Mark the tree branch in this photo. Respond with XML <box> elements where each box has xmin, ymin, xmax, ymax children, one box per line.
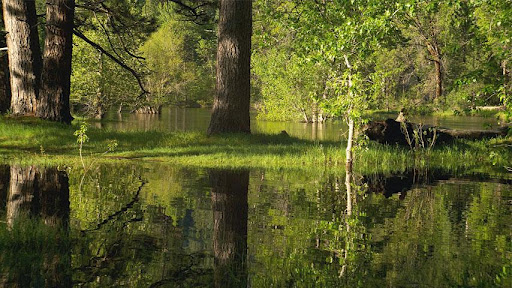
<box><xmin>73</xmin><ymin>29</ymin><xmax>149</xmax><ymax>98</ymax></box>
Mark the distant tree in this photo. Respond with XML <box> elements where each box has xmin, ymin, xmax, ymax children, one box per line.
<box><xmin>2</xmin><ymin>0</ymin><xmax>42</xmax><ymax>116</ymax></box>
<box><xmin>71</xmin><ymin>29</ymin><xmax>140</xmax><ymax>118</ymax></box>
<box><xmin>473</xmin><ymin>0</ymin><xmax>512</xmax><ymax>116</ymax></box>
<box><xmin>207</xmin><ymin>0</ymin><xmax>252</xmax><ymax>135</ymax></box>
<box><xmin>37</xmin><ymin>0</ymin><xmax>75</xmax><ymax>123</ymax></box>
<box><xmin>140</xmin><ymin>17</ymin><xmax>215</xmax><ymax>108</ymax></box>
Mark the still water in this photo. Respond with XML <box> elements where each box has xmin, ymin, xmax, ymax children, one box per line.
<box><xmin>97</xmin><ymin>107</ymin><xmax>500</xmax><ymax>141</ymax></box>
<box><xmin>1</xmin><ymin>110</ymin><xmax>510</xmax><ymax>287</ymax></box>
<box><xmin>0</xmin><ymin>164</ymin><xmax>510</xmax><ymax>287</ymax></box>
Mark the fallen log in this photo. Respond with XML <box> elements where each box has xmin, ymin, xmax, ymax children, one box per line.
<box><xmin>363</xmin><ymin>119</ymin><xmax>508</xmax><ymax>146</ymax></box>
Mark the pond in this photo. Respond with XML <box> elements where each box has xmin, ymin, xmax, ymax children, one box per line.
<box><xmin>0</xmin><ymin>164</ymin><xmax>510</xmax><ymax>287</ymax></box>
<box><xmin>96</xmin><ymin>107</ymin><xmax>500</xmax><ymax>141</ymax></box>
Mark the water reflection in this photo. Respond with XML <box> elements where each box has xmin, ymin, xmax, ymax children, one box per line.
<box><xmin>364</xmin><ymin>168</ymin><xmax>512</xmax><ymax>199</ymax></box>
<box><xmin>0</xmin><ymin>163</ymin><xmax>510</xmax><ymax>286</ymax></box>
<box><xmin>209</xmin><ymin>169</ymin><xmax>249</xmax><ymax>288</ymax></box>
<box><xmin>0</xmin><ymin>166</ymin><xmax>71</xmax><ymax>287</ymax></box>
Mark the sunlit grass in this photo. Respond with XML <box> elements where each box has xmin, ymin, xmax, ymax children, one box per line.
<box><xmin>0</xmin><ymin>116</ymin><xmax>510</xmax><ymax>176</ymax></box>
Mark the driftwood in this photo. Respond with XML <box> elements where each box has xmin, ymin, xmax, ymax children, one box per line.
<box><xmin>364</xmin><ymin>119</ymin><xmax>508</xmax><ymax>146</ymax></box>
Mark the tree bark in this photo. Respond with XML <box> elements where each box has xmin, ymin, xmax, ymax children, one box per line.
<box><xmin>0</xmin><ymin>165</ymin><xmax>9</xmax><ymax>209</ymax></box>
<box><xmin>346</xmin><ymin>118</ymin><xmax>354</xmax><ymax>170</ymax></box>
<box><xmin>209</xmin><ymin>169</ymin><xmax>249</xmax><ymax>288</ymax></box>
<box><xmin>2</xmin><ymin>0</ymin><xmax>42</xmax><ymax>116</ymax></box>
<box><xmin>37</xmin><ymin>0</ymin><xmax>75</xmax><ymax>124</ymax></box>
<box><xmin>207</xmin><ymin>0</ymin><xmax>252</xmax><ymax>135</ymax></box>
<box><xmin>0</xmin><ymin>5</ymin><xmax>11</xmax><ymax>114</ymax></box>
<box><xmin>426</xmin><ymin>42</ymin><xmax>443</xmax><ymax>101</ymax></box>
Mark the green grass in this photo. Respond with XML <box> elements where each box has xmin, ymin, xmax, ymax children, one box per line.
<box><xmin>0</xmin><ymin>116</ymin><xmax>511</xmax><ymax>176</ymax></box>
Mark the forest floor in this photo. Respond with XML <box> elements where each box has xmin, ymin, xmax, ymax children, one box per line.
<box><xmin>0</xmin><ymin>117</ymin><xmax>511</xmax><ymax>176</ymax></box>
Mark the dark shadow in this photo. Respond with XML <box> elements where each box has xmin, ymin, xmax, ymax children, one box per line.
<box><xmin>363</xmin><ymin>168</ymin><xmax>512</xmax><ymax>199</ymax></box>
<box><xmin>209</xmin><ymin>169</ymin><xmax>249</xmax><ymax>288</ymax></box>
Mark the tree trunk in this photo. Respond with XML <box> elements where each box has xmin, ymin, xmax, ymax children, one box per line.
<box><xmin>0</xmin><ymin>5</ymin><xmax>11</xmax><ymax>114</ymax></box>
<box><xmin>37</xmin><ymin>0</ymin><xmax>75</xmax><ymax>124</ymax></box>
<box><xmin>209</xmin><ymin>169</ymin><xmax>248</xmax><ymax>288</ymax></box>
<box><xmin>0</xmin><ymin>165</ymin><xmax>9</xmax><ymax>209</ymax></box>
<box><xmin>346</xmin><ymin>118</ymin><xmax>354</xmax><ymax>170</ymax></box>
<box><xmin>0</xmin><ymin>51</ymin><xmax>10</xmax><ymax>113</ymax></box>
<box><xmin>344</xmin><ymin>55</ymin><xmax>355</xmax><ymax>171</ymax></box>
<box><xmin>207</xmin><ymin>0</ymin><xmax>252</xmax><ymax>135</ymax></box>
<box><xmin>503</xmin><ymin>60</ymin><xmax>509</xmax><ymax>108</ymax></box>
<box><xmin>94</xmin><ymin>51</ymin><xmax>105</xmax><ymax>119</ymax></box>
<box><xmin>2</xmin><ymin>0</ymin><xmax>42</xmax><ymax>115</ymax></box>
<box><xmin>426</xmin><ymin>42</ymin><xmax>442</xmax><ymax>101</ymax></box>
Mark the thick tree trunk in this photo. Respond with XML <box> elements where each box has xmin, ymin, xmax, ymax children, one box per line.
<box><xmin>37</xmin><ymin>0</ymin><xmax>75</xmax><ymax>124</ymax></box>
<box><xmin>0</xmin><ymin>5</ymin><xmax>11</xmax><ymax>113</ymax></box>
<box><xmin>2</xmin><ymin>0</ymin><xmax>42</xmax><ymax>115</ymax></box>
<box><xmin>207</xmin><ymin>0</ymin><xmax>252</xmax><ymax>135</ymax></box>
<box><xmin>0</xmin><ymin>52</ymin><xmax>10</xmax><ymax>113</ymax></box>
<box><xmin>209</xmin><ymin>169</ymin><xmax>249</xmax><ymax>288</ymax></box>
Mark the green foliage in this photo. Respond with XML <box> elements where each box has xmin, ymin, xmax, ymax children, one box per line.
<box><xmin>252</xmin><ymin>48</ymin><xmax>326</xmax><ymax>122</ymax></box>
<box><xmin>71</xmin><ymin>29</ymin><xmax>141</xmax><ymax>116</ymax></box>
<box><xmin>251</xmin><ymin>0</ymin><xmax>512</xmax><ymax>120</ymax></box>
<box><xmin>140</xmin><ymin>16</ymin><xmax>215</xmax><ymax>107</ymax></box>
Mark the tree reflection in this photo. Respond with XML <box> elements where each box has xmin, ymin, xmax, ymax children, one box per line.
<box><xmin>0</xmin><ymin>166</ymin><xmax>71</xmax><ymax>287</ymax></box>
<box><xmin>209</xmin><ymin>169</ymin><xmax>249</xmax><ymax>288</ymax></box>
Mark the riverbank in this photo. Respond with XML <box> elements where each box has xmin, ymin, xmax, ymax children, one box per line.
<box><xmin>0</xmin><ymin>117</ymin><xmax>510</xmax><ymax>176</ymax></box>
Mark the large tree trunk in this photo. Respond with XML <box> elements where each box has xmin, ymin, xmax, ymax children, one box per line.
<box><xmin>2</xmin><ymin>0</ymin><xmax>42</xmax><ymax>116</ymax></box>
<box><xmin>207</xmin><ymin>0</ymin><xmax>252</xmax><ymax>135</ymax></box>
<box><xmin>209</xmin><ymin>169</ymin><xmax>249</xmax><ymax>288</ymax></box>
<box><xmin>37</xmin><ymin>0</ymin><xmax>74</xmax><ymax>124</ymax></box>
<box><xmin>0</xmin><ymin>5</ymin><xmax>11</xmax><ymax>114</ymax></box>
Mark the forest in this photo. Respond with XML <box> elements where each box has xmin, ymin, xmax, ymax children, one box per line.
<box><xmin>0</xmin><ymin>0</ymin><xmax>511</xmax><ymax>287</ymax></box>
<box><xmin>0</xmin><ymin>0</ymin><xmax>511</xmax><ymax>124</ymax></box>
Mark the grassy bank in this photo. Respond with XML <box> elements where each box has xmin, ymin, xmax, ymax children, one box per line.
<box><xmin>0</xmin><ymin>117</ymin><xmax>510</xmax><ymax>175</ymax></box>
